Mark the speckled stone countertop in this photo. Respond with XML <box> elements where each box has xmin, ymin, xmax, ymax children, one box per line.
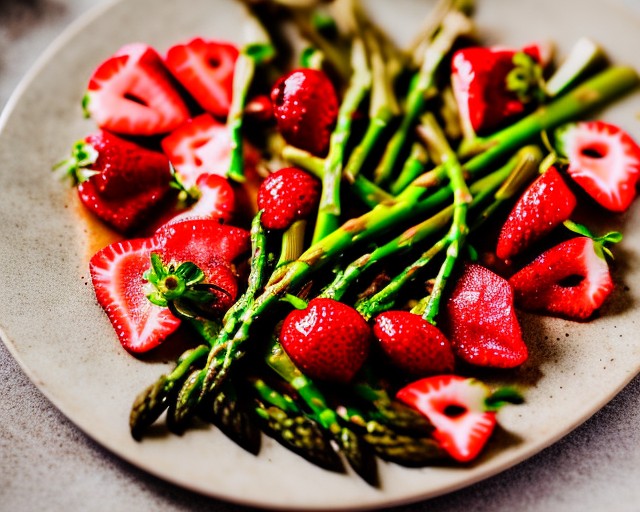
<box><xmin>2</xmin><ymin>1</ymin><xmax>640</xmax><ymax>511</ymax></box>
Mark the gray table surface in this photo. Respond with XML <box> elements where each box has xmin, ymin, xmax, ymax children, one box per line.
<box><xmin>2</xmin><ymin>1</ymin><xmax>640</xmax><ymax>511</ymax></box>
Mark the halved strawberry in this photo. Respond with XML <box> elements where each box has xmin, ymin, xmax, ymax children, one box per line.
<box><xmin>279</xmin><ymin>298</ymin><xmax>371</xmax><ymax>383</ymax></box>
<box><xmin>91</xmin><ymin>219</ymin><xmax>250</xmax><ymax>353</ymax></box>
<box><xmin>554</xmin><ymin>121</ymin><xmax>640</xmax><ymax>212</ymax></box>
<box><xmin>445</xmin><ymin>263</ymin><xmax>528</xmax><ymax>368</ymax></box>
<box><xmin>451</xmin><ymin>43</ymin><xmax>548</xmax><ymax>136</ymax></box>
<box><xmin>165</xmin><ymin>38</ymin><xmax>238</xmax><ymax>118</ymax></box>
<box><xmin>161</xmin><ymin>113</ymin><xmax>260</xmax><ymax>188</ymax></box>
<box><xmin>84</xmin><ymin>43</ymin><xmax>190</xmax><ymax>136</ymax></box>
<box><xmin>155</xmin><ymin>219</ymin><xmax>250</xmax><ymax>272</ymax></box>
<box><xmin>90</xmin><ymin>237</ymin><xmax>182</xmax><ymax>353</ymax></box>
<box><xmin>257</xmin><ymin>167</ymin><xmax>321</xmax><ymax>230</ymax></box>
<box><xmin>78</xmin><ymin>179</ymin><xmax>170</xmax><ymax>234</ymax></box>
<box><xmin>161</xmin><ymin>173</ymin><xmax>236</xmax><ymax>227</ymax></box>
<box><xmin>396</xmin><ymin>375</ymin><xmax>497</xmax><ymax>462</ymax></box>
<box><xmin>509</xmin><ymin>234</ymin><xmax>616</xmax><ymax>320</ymax></box>
<box><xmin>57</xmin><ymin>130</ymin><xmax>174</xmax><ymax>233</ymax></box>
<box><xmin>372</xmin><ymin>311</ymin><xmax>455</xmax><ymax>376</ymax></box>
<box><xmin>496</xmin><ymin>166</ymin><xmax>577</xmax><ymax>261</ymax></box>
<box><xmin>270</xmin><ymin>68</ymin><xmax>339</xmax><ymax>157</ymax></box>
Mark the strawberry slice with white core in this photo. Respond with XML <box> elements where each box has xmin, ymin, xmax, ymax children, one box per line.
<box><xmin>162</xmin><ymin>173</ymin><xmax>236</xmax><ymax>226</ymax></box>
<box><xmin>555</xmin><ymin>121</ymin><xmax>640</xmax><ymax>212</ymax></box>
<box><xmin>509</xmin><ymin>236</ymin><xmax>614</xmax><ymax>320</ymax></box>
<box><xmin>84</xmin><ymin>43</ymin><xmax>190</xmax><ymax>136</ymax></box>
<box><xmin>397</xmin><ymin>375</ymin><xmax>497</xmax><ymax>463</ymax></box>
<box><xmin>161</xmin><ymin>113</ymin><xmax>259</xmax><ymax>188</ymax></box>
<box><xmin>90</xmin><ymin>237</ymin><xmax>181</xmax><ymax>353</ymax></box>
<box><xmin>165</xmin><ymin>38</ymin><xmax>238</xmax><ymax>118</ymax></box>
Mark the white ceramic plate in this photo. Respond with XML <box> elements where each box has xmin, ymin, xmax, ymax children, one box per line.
<box><xmin>1</xmin><ymin>0</ymin><xmax>639</xmax><ymax>509</ymax></box>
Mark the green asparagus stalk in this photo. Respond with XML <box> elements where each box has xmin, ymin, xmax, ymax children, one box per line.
<box><xmin>389</xmin><ymin>141</ymin><xmax>430</xmax><ymax>196</ymax></box>
<box><xmin>358</xmin><ymin>145</ymin><xmax>541</xmax><ymax>320</ymax></box>
<box><xmin>227</xmin><ymin>42</ymin><xmax>276</xmax><ymax>182</ymax></box>
<box><xmin>312</xmin><ymin>36</ymin><xmax>372</xmax><ymax>242</ymax></box>
<box><xmin>282</xmin><ymin>145</ymin><xmax>396</xmax><ymax>208</ymax></box>
<box><xmin>266</xmin><ymin>337</ymin><xmax>379</xmax><ymax>486</ymax></box>
<box><xmin>342</xmin><ymin>21</ymin><xmax>401</xmax><ymax>183</ymax></box>
<box><xmin>129</xmin><ymin>345</ymin><xmax>209</xmax><ymax>440</ymax></box>
<box><xmin>415</xmin><ymin>114</ymin><xmax>471</xmax><ymax>323</ymax></box>
<box><xmin>253</xmin><ymin>378</ymin><xmax>346</xmax><ymax>472</ymax></box>
<box><xmin>373</xmin><ymin>11</ymin><xmax>474</xmax><ymax>185</ymax></box>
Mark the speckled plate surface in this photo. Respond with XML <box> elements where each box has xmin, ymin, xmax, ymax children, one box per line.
<box><xmin>0</xmin><ymin>0</ymin><xmax>639</xmax><ymax>509</ymax></box>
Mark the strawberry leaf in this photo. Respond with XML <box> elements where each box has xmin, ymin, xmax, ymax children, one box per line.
<box><xmin>485</xmin><ymin>386</ymin><xmax>524</xmax><ymax>411</ymax></box>
<box><xmin>563</xmin><ymin>220</ymin><xmax>595</xmax><ymax>238</ymax></box>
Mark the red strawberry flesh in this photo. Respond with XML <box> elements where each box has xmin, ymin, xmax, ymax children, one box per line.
<box><xmin>161</xmin><ymin>113</ymin><xmax>260</xmax><ymax>189</ymax></box>
<box><xmin>91</xmin><ymin>219</ymin><xmax>250</xmax><ymax>353</ymax></box>
<box><xmin>445</xmin><ymin>263</ymin><xmax>528</xmax><ymax>368</ymax></box>
<box><xmin>165</xmin><ymin>38</ymin><xmax>238</xmax><ymax>118</ymax></box>
<box><xmin>85</xmin><ymin>43</ymin><xmax>190</xmax><ymax>136</ymax></box>
<box><xmin>496</xmin><ymin>166</ymin><xmax>577</xmax><ymax>261</ymax></box>
<box><xmin>397</xmin><ymin>375</ymin><xmax>497</xmax><ymax>463</ymax></box>
<box><xmin>83</xmin><ymin>130</ymin><xmax>172</xmax><ymax>199</ymax></box>
<box><xmin>509</xmin><ymin>236</ymin><xmax>614</xmax><ymax>320</ymax></box>
<box><xmin>90</xmin><ymin>237</ymin><xmax>182</xmax><ymax>353</ymax></box>
<box><xmin>555</xmin><ymin>121</ymin><xmax>640</xmax><ymax>212</ymax></box>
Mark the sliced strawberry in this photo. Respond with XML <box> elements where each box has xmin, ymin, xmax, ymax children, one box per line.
<box><xmin>270</xmin><ymin>68</ymin><xmax>339</xmax><ymax>157</ymax></box>
<box><xmin>396</xmin><ymin>375</ymin><xmax>497</xmax><ymax>463</ymax></box>
<box><xmin>84</xmin><ymin>43</ymin><xmax>190</xmax><ymax>136</ymax></box>
<box><xmin>451</xmin><ymin>43</ymin><xmax>546</xmax><ymax>136</ymax></box>
<box><xmin>279</xmin><ymin>298</ymin><xmax>371</xmax><ymax>383</ymax></box>
<box><xmin>509</xmin><ymin>236</ymin><xmax>614</xmax><ymax>320</ymax></box>
<box><xmin>445</xmin><ymin>263</ymin><xmax>528</xmax><ymax>368</ymax></box>
<box><xmin>496</xmin><ymin>166</ymin><xmax>577</xmax><ymax>261</ymax></box>
<box><xmin>165</xmin><ymin>38</ymin><xmax>238</xmax><ymax>118</ymax></box>
<box><xmin>161</xmin><ymin>173</ymin><xmax>236</xmax><ymax>226</ymax></box>
<box><xmin>372</xmin><ymin>311</ymin><xmax>455</xmax><ymax>376</ymax></box>
<box><xmin>91</xmin><ymin>219</ymin><xmax>250</xmax><ymax>353</ymax></box>
<box><xmin>257</xmin><ymin>167</ymin><xmax>321</xmax><ymax>230</ymax></box>
<box><xmin>90</xmin><ymin>237</ymin><xmax>182</xmax><ymax>353</ymax></box>
<box><xmin>161</xmin><ymin>113</ymin><xmax>260</xmax><ymax>188</ymax></box>
<box><xmin>554</xmin><ymin>121</ymin><xmax>640</xmax><ymax>212</ymax></box>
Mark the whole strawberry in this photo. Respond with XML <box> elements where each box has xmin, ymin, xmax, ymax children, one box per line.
<box><xmin>451</xmin><ymin>43</ymin><xmax>547</xmax><ymax>136</ymax></box>
<box><xmin>270</xmin><ymin>68</ymin><xmax>338</xmax><ymax>156</ymax></box>
<box><xmin>373</xmin><ymin>311</ymin><xmax>455</xmax><ymax>376</ymax></box>
<box><xmin>257</xmin><ymin>167</ymin><xmax>321</xmax><ymax>230</ymax></box>
<box><xmin>509</xmin><ymin>232</ymin><xmax>617</xmax><ymax>320</ymax></box>
<box><xmin>554</xmin><ymin>120</ymin><xmax>640</xmax><ymax>212</ymax></box>
<box><xmin>496</xmin><ymin>166</ymin><xmax>577</xmax><ymax>261</ymax></box>
<box><xmin>445</xmin><ymin>263</ymin><xmax>528</xmax><ymax>368</ymax></box>
<box><xmin>279</xmin><ymin>298</ymin><xmax>371</xmax><ymax>383</ymax></box>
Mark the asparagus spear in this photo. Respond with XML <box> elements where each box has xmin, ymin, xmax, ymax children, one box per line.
<box><xmin>227</xmin><ymin>42</ymin><xmax>276</xmax><ymax>182</ymax></box>
<box><xmin>373</xmin><ymin>11</ymin><xmax>474</xmax><ymax>186</ymax></box>
<box><xmin>253</xmin><ymin>378</ymin><xmax>346</xmax><ymax>472</ymax></box>
<box><xmin>266</xmin><ymin>337</ymin><xmax>379</xmax><ymax>486</ymax></box>
<box><xmin>312</xmin><ymin>36</ymin><xmax>372</xmax><ymax>242</ymax></box>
